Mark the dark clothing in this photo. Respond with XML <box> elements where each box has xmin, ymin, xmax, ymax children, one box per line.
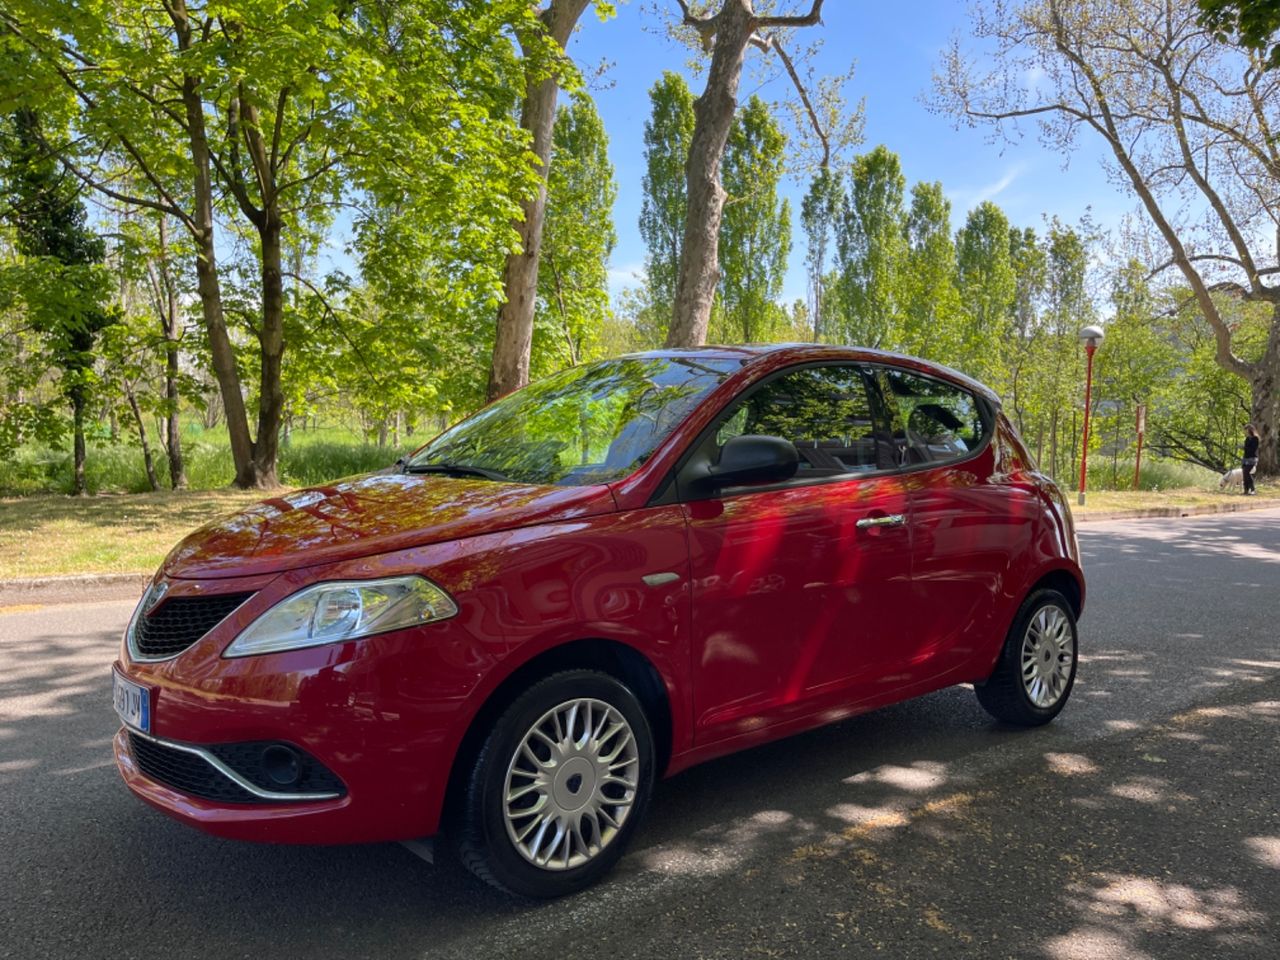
<box><xmin>1243</xmin><ymin>434</ymin><xmax>1259</xmax><ymax>494</ymax></box>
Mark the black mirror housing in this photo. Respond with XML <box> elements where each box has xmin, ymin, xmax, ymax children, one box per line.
<box><xmin>695</xmin><ymin>434</ymin><xmax>800</xmax><ymax>491</ymax></box>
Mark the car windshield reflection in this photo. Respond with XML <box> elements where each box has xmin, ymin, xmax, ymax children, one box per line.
<box><xmin>405</xmin><ymin>356</ymin><xmax>742</xmax><ymax>486</ymax></box>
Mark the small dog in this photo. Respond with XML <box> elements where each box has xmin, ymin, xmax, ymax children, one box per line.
<box><xmin>1220</xmin><ymin>467</ymin><xmax>1244</xmax><ymax>491</ymax></box>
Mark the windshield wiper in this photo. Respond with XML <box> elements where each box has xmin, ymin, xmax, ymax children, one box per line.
<box><xmin>401</xmin><ymin>461</ymin><xmax>511</xmax><ymax>483</ymax></box>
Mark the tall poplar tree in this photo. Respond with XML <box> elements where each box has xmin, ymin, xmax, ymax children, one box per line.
<box><xmin>834</xmin><ymin>145</ymin><xmax>907</xmax><ymax>348</ymax></box>
<box><xmin>639</xmin><ymin>72</ymin><xmax>697</xmax><ymax>327</ymax></box>
<box><xmin>718</xmin><ymin>96</ymin><xmax>792</xmax><ymax>343</ymax></box>
<box><xmin>534</xmin><ymin>94</ymin><xmax>618</xmax><ymax>374</ymax></box>
<box><xmin>955</xmin><ymin>201</ymin><xmax>1016</xmax><ymax>385</ymax></box>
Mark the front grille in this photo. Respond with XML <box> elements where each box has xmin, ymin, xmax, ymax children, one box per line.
<box><xmin>133</xmin><ymin>592</ymin><xmax>254</xmax><ymax>659</ymax></box>
<box><xmin>127</xmin><ymin>732</ymin><xmax>259</xmax><ymax>804</ymax></box>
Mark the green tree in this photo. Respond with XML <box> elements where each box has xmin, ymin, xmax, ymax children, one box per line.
<box><xmin>639</xmin><ymin>72</ymin><xmax>697</xmax><ymax>327</ymax></box>
<box><xmin>936</xmin><ymin>0</ymin><xmax>1280</xmax><ymax>474</ymax></box>
<box><xmin>534</xmin><ymin>93</ymin><xmax>618</xmax><ymax>375</ymax></box>
<box><xmin>1005</xmin><ymin>225</ymin><xmax>1047</xmax><ymax>432</ymax></box>
<box><xmin>488</xmin><ymin>0</ymin><xmax>615</xmax><ymax>401</ymax></box>
<box><xmin>954</xmin><ymin>201</ymin><xmax>1015</xmax><ymax>386</ymax></box>
<box><xmin>0</xmin><ymin>108</ymin><xmax>115</xmax><ymax>494</ymax></box>
<box><xmin>834</xmin><ymin>145</ymin><xmax>907</xmax><ymax>348</ymax></box>
<box><xmin>3</xmin><ymin>0</ymin><xmax>543</xmax><ymax>487</ymax></box>
<box><xmin>900</xmin><ymin>181</ymin><xmax>962</xmax><ymax>360</ymax></box>
<box><xmin>717</xmin><ymin>96</ymin><xmax>792</xmax><ymax>344</ymax></box>
<box><xmin>801</xmin><ymin>168</ymin><xmax>842</xmax><ymax>341</ymax></box>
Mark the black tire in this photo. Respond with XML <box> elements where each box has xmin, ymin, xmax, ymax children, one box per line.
<box><xmin>974</xmin><ymin>588</ymin><xmax>1078</xmax><ymax>726</ymax></box>
<box><xmin>453</xmin><ymin>669</ymin><xmax>655</xmax><ymax>898</ymax></box>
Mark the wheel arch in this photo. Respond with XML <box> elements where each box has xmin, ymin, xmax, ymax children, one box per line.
<box><xmin>1027</xmin><ymin>566</ymin><xmax>1084</xmax><ymax>619</ymax></box>
<box><xmin>440</xmin><ymin>638</ymin><xmax>674</xmax><ymax>831</ymax></box>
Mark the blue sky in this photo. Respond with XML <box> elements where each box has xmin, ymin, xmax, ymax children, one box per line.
<box><xmin>570</xmin><ymin>1</ymin><xmax>1129</xmax><ymax>305</ymax></box>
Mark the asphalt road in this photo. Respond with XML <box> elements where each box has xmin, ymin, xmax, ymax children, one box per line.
<box><xmin>2</xmin><ymin>510</ymin><xmax>1278</xmax><ymax>959</ymax></box>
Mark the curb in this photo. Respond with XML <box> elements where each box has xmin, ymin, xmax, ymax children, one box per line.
<box><xmin>0</xmin><ymin>572</ymin><xmax>149</xmax><ymax>609</ymax></box>
<box><xmin>1074</xmin><ymin>498</ymin><xmax>1280</xmax><ymax>523</ymax></box>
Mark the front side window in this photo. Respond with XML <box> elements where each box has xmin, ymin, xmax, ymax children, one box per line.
<box><xmin>880</xmin><ymin>368</ymin><xmax>989</xmax><ymax>465</ymax></box>
<box><xmin>713</xmin><ymin>364</ymin><xmax>895</xmax><ymax>476</ymax></box>
<box><xmin>406</xmin><ymin>356</ymin><xmax>742</xmax><ymax>486</ymax></box>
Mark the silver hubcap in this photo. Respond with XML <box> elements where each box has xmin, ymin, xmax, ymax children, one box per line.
<box><xmin>503</xmin><ymin>698</ymin><xmax>640</xmax><ymax>871</ymax></box>
<box><xmin>1021</xmin><ymin>604</ymin><xmax>1074</xmax><ymax>708</ymax></box>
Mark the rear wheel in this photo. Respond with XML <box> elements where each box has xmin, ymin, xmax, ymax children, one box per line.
<box><xmin>454</xmin><ymin>670</ymin><xmax>654</xmax><ymax>898</ymax></box>
<box><xmin>975</xmin><ymin>588</ymin><xmax>1078</xmax><ymax>726</ymax></box>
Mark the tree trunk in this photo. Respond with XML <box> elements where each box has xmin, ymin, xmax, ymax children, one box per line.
<box><xmin>125</xmin><ymin>384</ymin><xmax>161</xmax><ymax>492</ymax></box>
<box><xmin>157</xmin><ymin>216</ymin><xmax>187</xmax><ymax>489</ymax></box>
<box><xmin>1049</xmin><ymin>410</ymin><xmax>1058</xmax><ymax>483</ymax></box>
<box><xmin>487</xmin><ymin>0</ymin><xmax>592</xmax><ymax>402</ymax></box>
<box><xmin>666</xmin><ymin>1</ymin><xmax>756</xmax><ymax>348</ymax></box>
<box><xmin>179</xmin><ymin>66</ymin><xmax>256</xmax><ymax>488</ymax></box>
<box><xmin>252</xmin><ymin>210</ymin><xmax>286</xmax><ymax>488</ymax></box>
<box><xmin>68</xmin><ymin>384</ymin><xmax>87</xmax><ymax>496</ymax></box>
<box><xmin>1250</xmin><ymin>309</ymin><xmax>1280</xmax><ymax>476</ymax></box>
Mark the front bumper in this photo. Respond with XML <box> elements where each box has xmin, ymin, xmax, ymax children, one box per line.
<box><xmin>114</xmin><ymin>728</ymin><xmax>358</xmax><ymax>842</ymax></box>
<box><xmin>111</xmin><ymin>569</ymin><xmax>493</xmax><ymax>845</ymax></box>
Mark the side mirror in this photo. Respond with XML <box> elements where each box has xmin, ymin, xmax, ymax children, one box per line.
<box><xmin>693</xmin><ymin>434</ymin><xmax>799</xmax><ymax>492</ymax></box>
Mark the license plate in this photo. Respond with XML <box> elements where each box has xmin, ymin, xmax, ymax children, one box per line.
<box><xmin>113</xmin><ymin>671</ymin><xmax>150</xmax><ymax>733</ymax></box>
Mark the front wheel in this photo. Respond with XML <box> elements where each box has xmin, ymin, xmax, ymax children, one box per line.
<box><xmin>454</xmin><ymin>670</ymin><xmax>655</xmax><ymax>898</ymax></box>
<box><xmin>975</xmin><ymin>588</ymin><xmax>1078</xmax><ymax>726</ymax></box>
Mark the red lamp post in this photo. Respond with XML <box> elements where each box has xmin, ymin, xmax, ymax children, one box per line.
<box><xmin>1077</xmin><ymin>324</ymin><xmax>1105</xmax><ymax>506</ymax></box>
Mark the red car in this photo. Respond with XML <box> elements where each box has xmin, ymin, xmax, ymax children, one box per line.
<box><xmin>112</xmin><ymin>345</ymin><xmax>1083</xmax><ymax>897</ymax></box>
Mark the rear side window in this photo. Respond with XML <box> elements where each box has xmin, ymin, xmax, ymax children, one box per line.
<box><xmin>714</xmin><ymin>364</ymin><xmax>896</xmax><ymax>476</ymax></box>
<box><xmin>880</xmin><ymin>369</ymin><xmax>990</xmax><ymax>466</ymax></box>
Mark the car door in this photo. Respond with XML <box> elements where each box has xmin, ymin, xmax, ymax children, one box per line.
<box><xmin>875</xmin><ymin>366</ymin><xmax>1029</xmax><ymax>684</ymax></box>
<box><xmin>678</xmin><ymin>363</ymin><xmax>915</xmax><ymax>745</ymax></box>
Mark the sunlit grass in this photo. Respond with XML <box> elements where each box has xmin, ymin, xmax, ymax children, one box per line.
<box><xmin>0</xmin><ymin>490</ymin><xmax>267</xmax><ymax>579</ymax></box>
<box><xmin>1074</xmin><ymin>482</ymin><xmax>1279</xmax><ymax>516</ymax></box>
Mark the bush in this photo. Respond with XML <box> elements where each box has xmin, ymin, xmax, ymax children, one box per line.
<box><xmin>1086</xmin><ymin>457</ymin><xmax>1220</xmax><ymax>492</ymax></box>
<box><xmin>0</xmin><ymin>435</ymin><xmax>409</xmax><ymax>496</ymax></box>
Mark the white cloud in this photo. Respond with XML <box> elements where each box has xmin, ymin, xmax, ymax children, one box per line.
<box><xmin>948</xmin><ymin>163</ymin><xmax>1027</xmax><ymax>211</ymax></box>
<box><xmin>607</xmin><ymin>260</ymin><xmax>647</xmax><ymax>297</ymax></box>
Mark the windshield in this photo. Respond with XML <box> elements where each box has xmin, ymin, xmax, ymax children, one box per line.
<box><xmin>405</xmin><ymin>356</ymin><xmax>742</xmax><ymax>486</ymax></box>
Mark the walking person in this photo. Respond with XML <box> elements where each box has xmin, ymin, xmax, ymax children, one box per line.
<box><xmin>1242</xmin><ymin>423</ymin><xmax>1260</xmax><ymax>495</ymax></box>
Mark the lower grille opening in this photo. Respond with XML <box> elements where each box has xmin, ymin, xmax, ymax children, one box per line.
<box><xmin>127</xmin><ymin>733</ymin><xmax>345</xmax><ymax>804</ymax></box>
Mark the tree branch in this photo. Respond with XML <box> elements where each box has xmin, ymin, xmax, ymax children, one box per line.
<box><xmin>758</xmin><ymin>0</ymin><xmax>825</xmax><ymax>29</ymax></box>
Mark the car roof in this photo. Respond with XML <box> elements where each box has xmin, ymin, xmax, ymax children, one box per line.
<box><xmin>617</xmin><ymin>343</ymin><xmax>1001</xmax><ymax>406</ymax></box>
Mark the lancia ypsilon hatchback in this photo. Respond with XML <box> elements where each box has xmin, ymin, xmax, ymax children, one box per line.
<box><xmin>112</xmin><ymin>345</ymin><xmax>1084</xmax><ymax>897</ymax></box>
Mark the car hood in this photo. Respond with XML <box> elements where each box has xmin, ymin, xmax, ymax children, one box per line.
<box><xmin>161</xmin><ymin>473</ymin><xmax>617</xmax><ymax>580</ymax></box>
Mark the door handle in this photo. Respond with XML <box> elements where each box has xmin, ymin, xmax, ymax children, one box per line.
<box><xmin>856</xmin><ymin>513</ymin><xmax>906</xmax><ymax>529</ymax></box>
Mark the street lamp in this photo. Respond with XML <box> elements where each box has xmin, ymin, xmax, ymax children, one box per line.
<box><xmin>1077</xmin><ymin>324</ymin><xmax>1105</xmax><ymax>506</ymax></box>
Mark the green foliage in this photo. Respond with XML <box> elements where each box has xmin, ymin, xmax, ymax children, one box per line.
<box><xmin>534</xmin><ymin>93</ymin><xmax>618</xmax><ymax>375</ymax></box>
<box><xmin>801</xmin><ymin>168</ymin><xmax>842</xmax><ymax>341</ymax></box>
<box><xmin>900</xmin><ymin>181</ymin><xmax>962</xmax><ymax>360</ymax></box>
<box><xmin>1</xmin><ymin>0</ymin><xmax>547</xmax><ymax>484</ymax></box>
<box><xmin>0</xmin><ymin>107</ymin><xmax>115</xmax><ymax>478</ymax></box>
<box><xmin>638</xmin><ymin>72</ymin><xmax>696</xmax><ymax>326</ymax></box>
<box><xmin>1086</xmin><ymin>457</ymin><xmax>1220</xmax><ymax>492</ymax></box>
<box><xmin>716</xmin><ymin>96</ymin><xmax>792</xmax><ymax>344</ymax></box>
<box><xmin>1197</xmin><ymin>0</ymin><xmax>1280</xmax><ymax>67</ymax></box>
<box><xmin>954</xmin><ymin>201</ymin><xmax>1016</xmax><ymax>385</ymax></box>
<box><xmin>833</xmin><ymin>145</ymin><xmax>908</xmax><ymax>348</ymax></box>
<box><xmin>0</xmin><ymin>430</ymin><xmax>407</xmax><ymax>497</ymax></box>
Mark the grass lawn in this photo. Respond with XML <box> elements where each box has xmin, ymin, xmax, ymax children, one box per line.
<box><xmin>0</xmin><ymin>482</ymin><xmax>1277</xmax><ymax>581</ymax></box>
<box><xmin>1073</xmin><ymin>483</ymin><xmax>1279</xmax><ymax>517</ymax></box>
<box><xmin>0</xmin><ymin>489</ymin><xmax>268</xmax><ymax>580</ymax></box>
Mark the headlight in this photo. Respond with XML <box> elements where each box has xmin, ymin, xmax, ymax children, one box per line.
<box><xmin>224</xmin><ymin>576</ymin><xmax>458</xmax><ymax>658</ymax></box>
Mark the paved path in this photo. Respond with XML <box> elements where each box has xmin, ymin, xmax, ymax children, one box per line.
<box><xmin>1</xmin><ymin>510</ymin><xmax>1278</xmax><ymax>959</ymax></box>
